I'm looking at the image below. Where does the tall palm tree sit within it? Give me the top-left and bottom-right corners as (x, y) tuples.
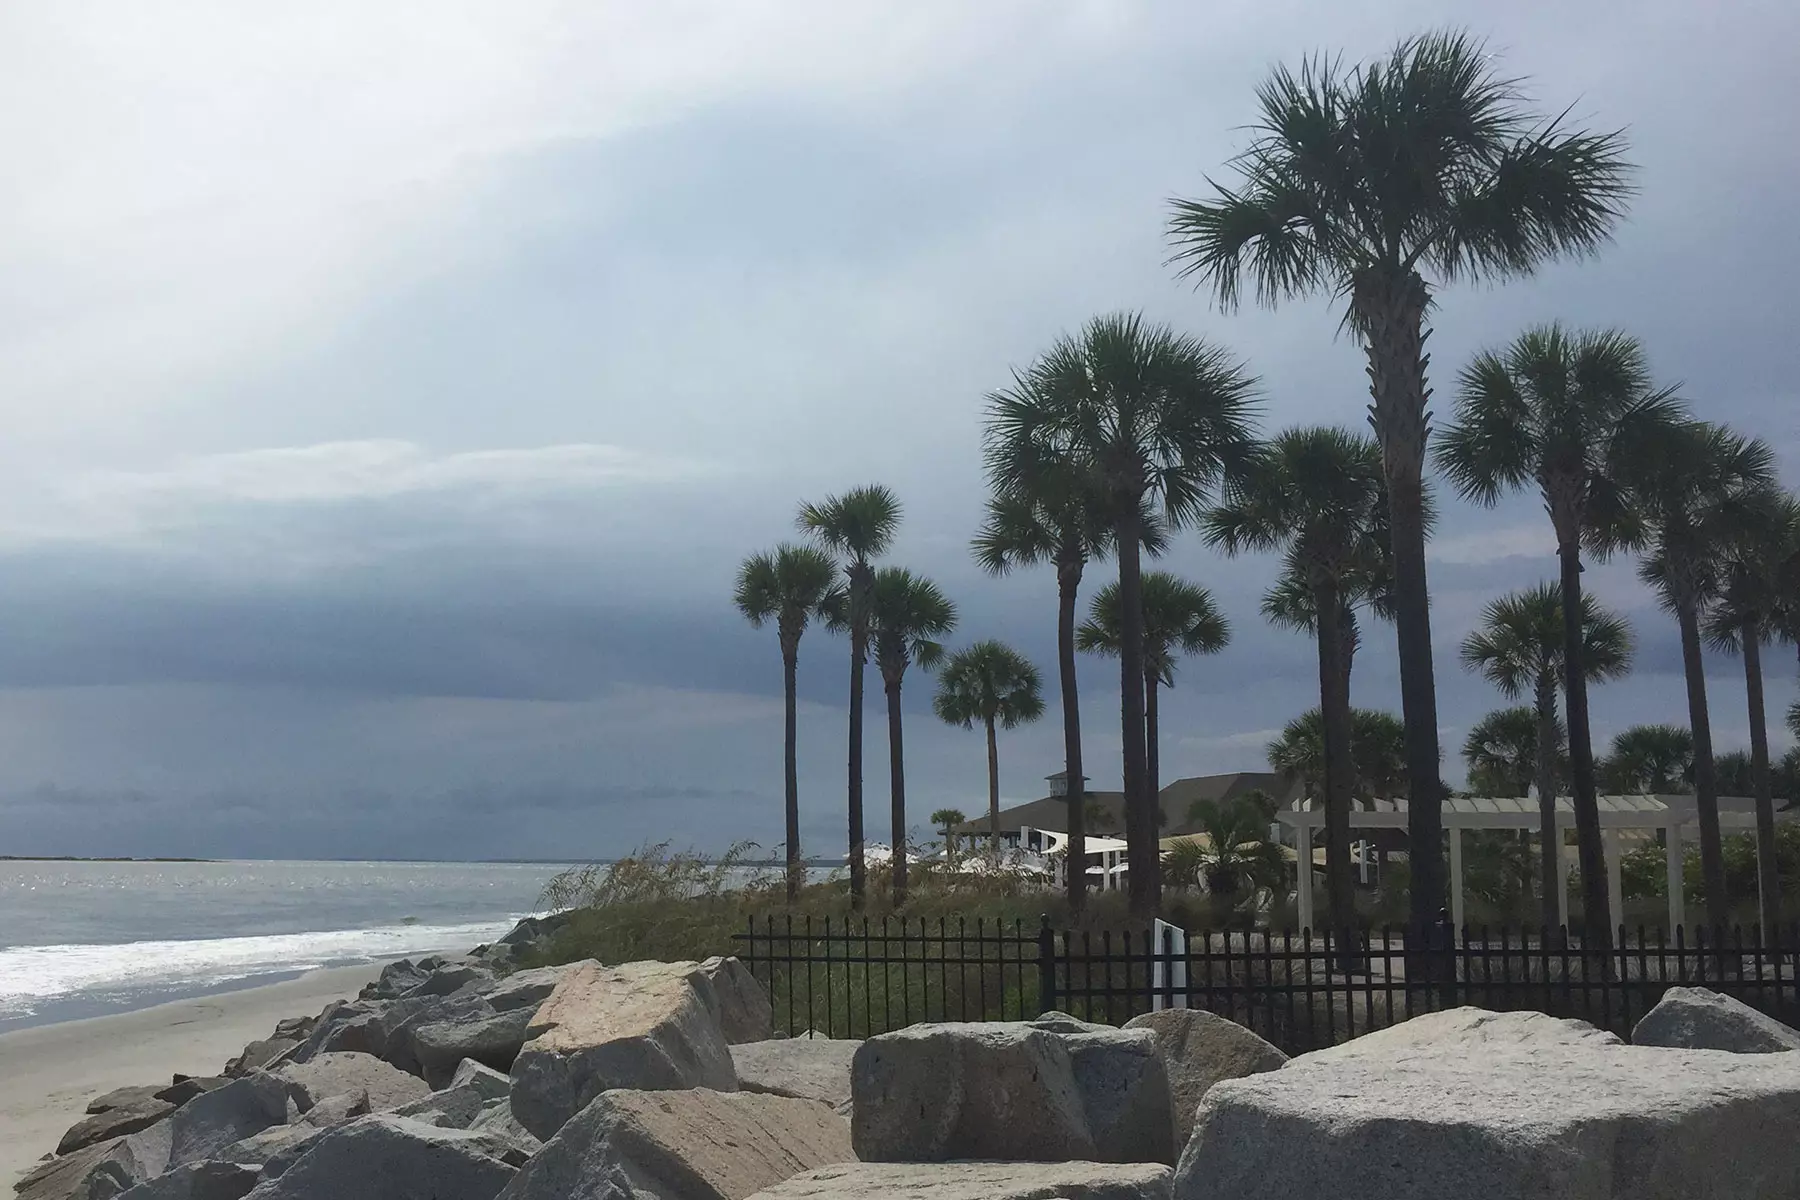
(985, 313), (1258, 916)
(1703, 489), (1800, 936)
(1618, 422), (1777, 928)
(797, 485), (902, 909)
(972, 477), (1165, 913)
(1205, 426), (1394, 950)
(1076, 572), (1230, 799)
(862, 568), (956, 906)
(1458, 582), (1633, 931)
(733, 543), (838, 902)
(1603, 724), (1694, 795)
(1268, 708), (1410, 806)
(932, 641), (1047, 853)
(1439, 325), (1680, 944)
(1463, 707), (1561, 801)
(1170, 31), (1634, 934)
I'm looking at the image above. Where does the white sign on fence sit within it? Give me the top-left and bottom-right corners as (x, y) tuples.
(1150, 917), (1188, 1010)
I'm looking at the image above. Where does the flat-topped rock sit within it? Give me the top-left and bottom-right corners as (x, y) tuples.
(240, 1114), (522, 1200)
(499, 1087), (853, 1200)
(57, 1093), (177, 1155)
(116, 1161), (261, 1200)
(1175, 1041), (1800, 1199)
(411, 1006), (536, 1086)
(746, 1160), (1174, 1199)
(167, 1074), (294, 1167)
(15, 1127), (172, 1200)
(851, 1014), (1172, 1164)
(508, 960), (742, 1139)
(1122, 1009), (1284, 1149)
(274, 1051), (429, 1113)
(732, 1038), (862, 1113)
(1288, 1005), (1621, 1066)
(1632, 986), (1800, 1052)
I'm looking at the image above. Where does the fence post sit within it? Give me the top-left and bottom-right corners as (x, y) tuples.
(1037, 914), (1057, 1015)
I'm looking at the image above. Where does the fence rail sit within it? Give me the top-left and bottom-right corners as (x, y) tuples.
(732, 915), (1800, 1053)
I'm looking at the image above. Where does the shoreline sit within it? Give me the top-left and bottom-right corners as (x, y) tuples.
(0, 963), (385, 1187)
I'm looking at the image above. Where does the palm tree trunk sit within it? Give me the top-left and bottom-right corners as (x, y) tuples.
(1533, 674), (1560, 936)
(1559, 542), (1609, 947)
(1316, 579), (1357, 972)
(985, 714), (1001, 854)
(783, 643), (802, 904)
(847, 630), (867, 911)
(1743, 618), (1780, 939)
(1114, 502), (1157, 917)
(1678, 602), (1728, 929)
(1356, 271), (1444, 940)
(1057, 551), (1087, 913)
(1145, 669), (1161, 803)
(886, 677), (907, 907)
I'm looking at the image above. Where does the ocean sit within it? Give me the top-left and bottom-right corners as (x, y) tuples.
(0, 859), (568, 1032)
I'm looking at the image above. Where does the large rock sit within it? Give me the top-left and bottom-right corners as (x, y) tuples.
(483, 965), (575, 1013)
(1122, 1010), (1285, 1149)
(412, 1006), (537, 1086)
(498, 1088), (854, 1200)
(1632, 986), (1800, 1053)
(1288, 1005), (1622, 1066)
(732, 1038), (861, 1113)
(14, 1127), (171, 1200)
(155, 1078), (229, 1108)
(57, 1095), (177, 1155)
(745, 1161), (1174, 1200)
(115, 1162), (260, 1200)
(399, 963), (494, 1001)
(508, 961), (740, 1139)
(851, 1014), (1172, 1165)
(690, 956), (775, 1044)
(85, 1086), (167, 1116)
(389, 1060), (513, 1129)
(273, 1051), (430, 1112)
(1174, 1040), (1800, 1199)
(167, 1074), (294, 1167)
(239, 1115), (522, 1200)
(224, 1039), (300, 1078)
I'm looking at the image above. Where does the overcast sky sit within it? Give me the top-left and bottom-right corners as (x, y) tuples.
(0, 2), (1794, 861)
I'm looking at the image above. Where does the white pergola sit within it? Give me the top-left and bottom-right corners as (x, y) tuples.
(1275, 795), (1783, 934)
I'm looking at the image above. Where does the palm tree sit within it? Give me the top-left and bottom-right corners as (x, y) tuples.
(1618, 421), (1777, 928)
(733, 543), (838, 901)
(1165, 793), (1285, 901)
(1268, 708), (1410, 805)
(1703, 489), (1800, 936)
(932, 641), (1047, 854)
(930, 808), (967, 859)
(861, 568), (957, 906)
(985, 313), (1258, 916)
(797, 485), (902, 909)
(1604, 724), (1695, 795)
(972, 477), (1164, 914)
(1204, 426), (1394, 949)
(1076, 572), (1230, 800)
(1457, 582), (1633, 931)
(1170, 31), (1634, 935)
(1463, 707), (1559, 800)
(1438, 325), (1680, 945)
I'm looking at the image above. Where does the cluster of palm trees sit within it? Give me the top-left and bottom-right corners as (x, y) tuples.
(737, 30), (1798, 935)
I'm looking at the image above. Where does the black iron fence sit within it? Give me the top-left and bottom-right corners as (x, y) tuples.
(732, 914), (1800, 1054)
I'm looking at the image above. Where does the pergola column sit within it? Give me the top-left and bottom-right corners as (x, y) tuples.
(1557, 830), (1572, 932)
(1604, 830), (1624, 942)
(1295, 821), (1315, 933)
(1449, 827), (1465, 933)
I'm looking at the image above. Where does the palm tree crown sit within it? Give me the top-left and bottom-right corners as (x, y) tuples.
(932, 642), (1046, 733)
(1268, 708), (1409, 804)
(1459, 584), (1633, 699)
(798, 485), (903, 565)
(1604, 725), (1694, 794)
(1076, 573), (1229, 687)
(734, 544), (838, 652)
(860, 568), (956, 686)
(1463, 706), (1564, 799)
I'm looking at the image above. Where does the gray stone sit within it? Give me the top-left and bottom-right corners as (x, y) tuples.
(851, 1015), (1172, 1165)
(399, 964), (494, 1001)
(86, 1087), (167, 1116)
(746, 1161), (1174, 1200)
(732, 1038), (861, 1113)
(483, 965), (575, 1013)
(224, 1040), (300, 1078)
(1287, 1005), (1622, 1066)
(272, 1017), (314, 1041)
(240, 1115), (521, 1200)
(412, 1005), (536, 1086)
(154, 1078), (229, 1108)
(386, 1061), (510, 1130)
(497, 1088), (853, 1200)
(14, 1127), (171, 1200)
(1174, 1040), (1800, 1199)
(215, 1125), (322, 1171)
(690, 956), (775, 1045)
(58, 1096), (177, 1155)
(273, 1051), (429, 1113)
(167, 1074), (295, 1167)
(1632, 986), (1800, 1053)
(508, 960), (739, 1139)
(115, 1162), (260, 1200)
(468, 1100), (541, 1154)
(360, 960), (436, 1002)
(296, 1091), (370, 1127)
(1122, 1009), (1286, 1149)
(450, 1059), (513, 1100)
(497, 913), (571, 949)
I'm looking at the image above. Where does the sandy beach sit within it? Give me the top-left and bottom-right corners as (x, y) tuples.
(0, 964), (382, 1186)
